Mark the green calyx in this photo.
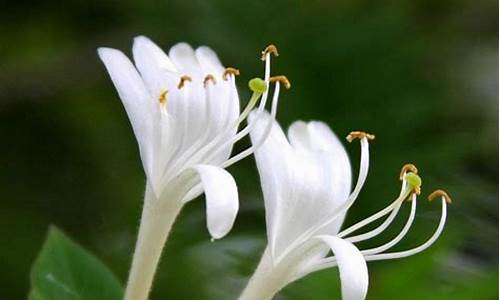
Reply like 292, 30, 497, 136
248, 78, 267, 94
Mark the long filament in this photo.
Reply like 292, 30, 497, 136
364, 197, 447, 261
361, 194, 417, 255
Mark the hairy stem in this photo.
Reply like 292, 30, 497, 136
238, 248, 287, 300
124, 186, 183, 300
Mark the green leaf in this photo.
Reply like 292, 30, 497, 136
29, 226, 123, 300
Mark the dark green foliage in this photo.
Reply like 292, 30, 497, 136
29, 227, 123, 300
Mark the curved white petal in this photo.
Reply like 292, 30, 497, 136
316, 235, 368, 300
132, 36, 178, 96
169, 43, 202, 77
288, 121, 352, 234
97, 47, 155, 178
131, 36, 184, 185
192, 164, 239, 240
195, 45, 239, 153
287, 121, 311, 149
250, 112, 341, 260
166, 43, 210, 154
249, 111, 294, 258
195, 46, 225, 77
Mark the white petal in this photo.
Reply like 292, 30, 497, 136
132, 36, 178, 96
192, 164, 239, 240
288, 121, 351, 192
195, 46, 239, 164
169, 43, 202, 77
316, 235, 368, 300
97, 47, 156, 178
133, 36, 177, 72
249, 111, 294, 257
287, 120, 312, 150
195, 46, 225, 77
250, 112, 340, 260
288, 120, 352, 234
161, 43, 238, 171
194, 46, 236, 153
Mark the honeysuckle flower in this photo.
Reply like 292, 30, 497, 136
98, 37, 287, 300
239, 113, 451, 300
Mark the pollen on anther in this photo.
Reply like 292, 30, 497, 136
399, 163, 419, 180
177, 75, 192, 89
204, 74, 216, 87
223, 67, 240, 81
270, 75, 291, 89
261, 44, 279, 61
346, 131, 376, 143
428, 189, 452, 204
158, 89, 168, 105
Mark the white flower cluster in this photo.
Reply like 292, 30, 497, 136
99, 37, 450, 300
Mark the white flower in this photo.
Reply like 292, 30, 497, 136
98, 37, 283, 239
239, 113, 450, 300
98, 38, 288, 300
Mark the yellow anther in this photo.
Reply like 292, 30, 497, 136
261, 44, 279, 61
158, 89, 168, 105
270, 75, 291, 89
223, 67, 240, 80
346, 131, 376, 143
428, 189, 452, 204
204, 74, 217, 87
399, 163, 418, 180
177, 75, 192, 89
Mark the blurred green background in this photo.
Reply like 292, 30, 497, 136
1, 0, 498, 299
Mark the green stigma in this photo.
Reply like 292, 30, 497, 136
405, 172, 422, 190
248, 78, 267, 94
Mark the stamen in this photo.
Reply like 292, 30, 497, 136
346, 131, 376, 143
363, 195, 448, 262
428, 189, 452, 204
399, 163, 418, 180
158, 89, 168, 105
259, 44, 273, 109
306, 193, 420, 277
345, 202, 402, 243
177, 75, 192, 89
360, 193, 417, 255
345, 171, 415, 242
221, 78, 282, 169
167, 80, 263, 183
261, 44, 279, 61
270, 75, 291, 89
223, 67, 240, 80
203, 74, 216, 87
336, 166, 415, 239
178, 77, 283, 203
